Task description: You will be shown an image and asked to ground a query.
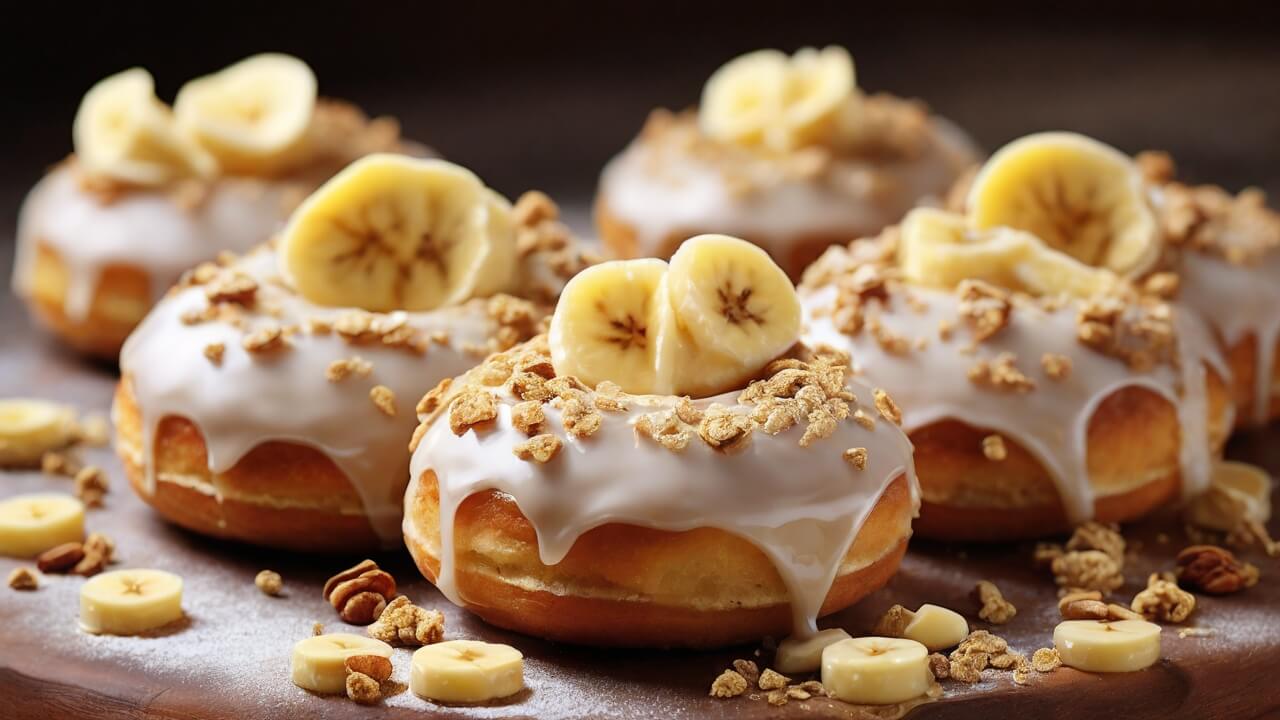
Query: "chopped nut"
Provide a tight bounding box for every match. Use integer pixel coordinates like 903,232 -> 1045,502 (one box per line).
635,410 -> 693,452
1060,598 -> 1109,620
981,435 -> 1007,461
873,604 -> 915,637
796,680 -> 826,697
8,567 -> 38,590
448,388 -> 498,435
36,542 -> 85,573
928,653 -> 949,680
766,688 -> 790,706
242,325 -> 288,354
843,447 -> 868,470
73,533 -> 113,576
1031,647 -> 1061,673
346,654 -> 394,683
1133,574 -> 1199,622
968,352 -> 1036,392
1107,603 -> 1146,621
369,385 -> 397,417
556,396 -> 602,438
873,388 -> 902,425
957,279 -> 1012,341
973,580 -> 1017,624
255,570 -> 284,597
323,560 -> 397,625
204,271 -> 258,306
367,596 -> 445,647
325,357 -> 373,382
758,668 -> 790,691
785,687 -> 811,700
1041,353 -> 1073,380
710,670 -> 749,698
1066,522 -> 1126,567
948,654 -> 984,683
513,434 -> 562,463
1176,544 -> 1259,594
40,451 -> 78,477
511,401 -> 546,435
1057,590 -> 1104,614
346,671 -> 382,705
203,342 -> 226,365
313,622 -> 325,636
732,659 -> 760,685
74,466 -> 109,507
1052,550 -> 1124,593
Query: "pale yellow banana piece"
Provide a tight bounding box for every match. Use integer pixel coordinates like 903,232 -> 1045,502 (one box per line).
0,398 -> 78,467
175,53 -> 317,174
665,234 -> 801,394
549,259 -> 672,395
410,640 -> 524,703
902,604 -> 969,652
898,207 -> 1117,297
967,132 -> 1159,276
700,49 -> 788,148
771,46 -> 856,151
290,633 -> 394,694
0,493 -> 84,557
821,637 -> 931,705
73,68 -> 214,185
1054,619 -> 1161,672
80,569 -> 184,635
775,628 -> 852,674
279,154 -> 513,312
1185,461 -> 1272,532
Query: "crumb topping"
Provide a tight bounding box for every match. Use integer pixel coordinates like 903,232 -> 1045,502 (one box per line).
367,596 -> 444,647
369,385 -> 397,417
513,434 -> 562,463
972,580 -> 1017,624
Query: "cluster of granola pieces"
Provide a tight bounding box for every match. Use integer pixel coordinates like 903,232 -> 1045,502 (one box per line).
709,659 -> 828,707
509,191 -> 599,305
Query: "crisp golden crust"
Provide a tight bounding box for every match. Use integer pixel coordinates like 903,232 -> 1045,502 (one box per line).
914,371 -> 1232,540
403,469 -> 915,647
594,194 -> 850,282
114,377 -> 382,552
22,242 -> 152,359
1223,333 -> 1280,426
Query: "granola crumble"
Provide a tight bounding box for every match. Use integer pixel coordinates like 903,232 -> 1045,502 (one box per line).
873,388 -> 902,424
843,447 -> 869,470
326,357 -> 373,382
513,434 -> 562,463
369,385 -> 397,417
1041,353 -> 1072,380
873,604 -> 915,637
368,596 -> 445,647
710,670 -> 749,698
1051,550 -> 1124,593
448,388 -> 498,435
74,466 -> 108,507
8,567 -> 38,590
1031,647 -> 1061,673
203,342 -> 226,365
758,669 -> 790,691
973,580 -> 1017,624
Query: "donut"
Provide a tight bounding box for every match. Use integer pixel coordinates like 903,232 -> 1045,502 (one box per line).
800,219 -> 1233,542
13,55 -> 422,359
594,46 -> 976,280
114,158 -> 595,551
402,338 -> 917,647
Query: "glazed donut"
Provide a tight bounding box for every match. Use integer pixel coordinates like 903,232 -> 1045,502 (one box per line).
594,46 -> 976,280
800,221 -> 1233,541
114,172 -> 594,551
402,339 -> 917,647
13,55 -> 421,359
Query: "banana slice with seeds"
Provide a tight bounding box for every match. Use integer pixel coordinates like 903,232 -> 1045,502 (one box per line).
967,132 -> 1159,276
279,154 -> 514,312
74,68 -> 215,185
175,53 -> 317,174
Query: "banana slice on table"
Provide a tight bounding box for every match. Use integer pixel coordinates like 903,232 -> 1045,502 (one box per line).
291,633 -> 394,694
80,569 -> 184,635
549,259 -> 673,395
966,132 -> 1159,276
1053,619 -> 1161,673
902,604 -> 969,652
898,207 -> 1118,297
410,640 -> 524,704
1185,461 -> 1273,532
775,628 -> 852,674
821,637 -> 931,705
0,398 -> 78,467
0,493 -> 85,557
279,154 -> 515,312
175,53 -> 317,174
73,68 -> 214,186
701,46 -> 855,152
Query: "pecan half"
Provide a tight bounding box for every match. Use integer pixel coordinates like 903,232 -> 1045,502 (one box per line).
323,559 -> 397,625
1176,545 -> 1259,594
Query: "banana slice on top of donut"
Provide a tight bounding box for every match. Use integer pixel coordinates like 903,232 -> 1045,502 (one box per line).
966,132 -> 1160,277
278,154 -> 516,313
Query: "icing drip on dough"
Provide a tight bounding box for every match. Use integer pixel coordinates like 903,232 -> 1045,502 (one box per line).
14,166 -> 294,321
801,284 -> 1227,521
406,373 -> 918,637
118,249 -> 545,545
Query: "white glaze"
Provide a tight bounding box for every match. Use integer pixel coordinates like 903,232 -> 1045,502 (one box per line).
14,165 -> 294,321
118,248 -> 533,545
406,378 -> 918,637
598,117 -> 976,260
802,284 -> 1227,522
1177,250 -> 1280,425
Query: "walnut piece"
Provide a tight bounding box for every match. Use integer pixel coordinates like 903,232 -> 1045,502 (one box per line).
973,580 -> 1017,624
367,595 -> 445,647
873,604 -> 915,637
1176,545 -> 1259,595
346,671 -> 382,705
8,567 -> 38,590
255,570 -> 283,597
1066,522 -> 1126,567
710,670 -> 749,698
73,466 -> 109,508
1052,550 -> 1124,593
928,652 -> 949,679
758,668 -> 790,691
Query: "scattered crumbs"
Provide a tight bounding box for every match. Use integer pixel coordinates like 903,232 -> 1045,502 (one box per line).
203,342 -> 226,365
843,447 -> 868,470
710,670 -> 748,698
7,567 -> 38,591
973,580 -> 1017,624
326,357 -> 373,382
369,385 -> 397,417
873,388 -> 901,424
981,434 -> 1007,461
1041,352 -> 1072,380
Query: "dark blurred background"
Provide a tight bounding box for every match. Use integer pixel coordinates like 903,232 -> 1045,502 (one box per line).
2,1 -> 1279,286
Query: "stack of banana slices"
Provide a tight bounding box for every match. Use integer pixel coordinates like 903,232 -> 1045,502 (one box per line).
549,234 -> 802,397
74,53 -> 320,186
898,131 -> 1162,298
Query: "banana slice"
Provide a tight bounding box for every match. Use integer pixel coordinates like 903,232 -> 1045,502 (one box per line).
548,259 -> 673,395
701,46 -> 855,152
175,53 -> 317,174
80,569 -> 184,635
1053,619 -> 1161,673
1185,461 -> 1273,532
899,207 -> 1118,297
73,68 -> 214,186
291,633 -> 394,694
775,628 -> 852,674
902,604 -> 970,652
0,493 -> 85,557
665,234 -> 801,390
821,637 -> 931,705
410,640 -> 524,704
279,154 -> 514,312
967,132 -> 1159,276
0,399 -> 78,467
